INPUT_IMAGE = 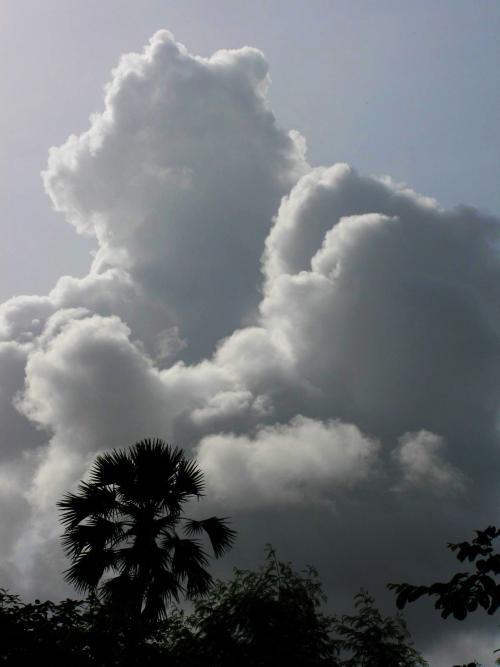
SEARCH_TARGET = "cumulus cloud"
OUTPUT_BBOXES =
[43,30,307,362]
[0,30,499,660]
[0,295,53,342]
[0,342,45,457]
[19,314,171,452]
[392,430,466,494]
[197,416,380,506]
[261,166,500,446]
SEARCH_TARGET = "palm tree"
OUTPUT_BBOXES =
[57,438,236,622]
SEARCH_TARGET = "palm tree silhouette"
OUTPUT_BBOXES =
[57,438,236,622]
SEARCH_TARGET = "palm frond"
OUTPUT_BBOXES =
[165,534,209,578]
[61,518,126,558]
[125,439,187,506]
[57,483,119,529]
[184,516,237,558]
[58,438,234,621]
[98,572,141,612]
[88,448,134,489]
[185,563,213,599]
[130,438,180,466]
[63,548,119,594]
[117,535,170,579]
[143,569,181,619]
[171,457,205,499]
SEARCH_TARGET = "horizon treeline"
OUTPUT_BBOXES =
[0,439,496,666]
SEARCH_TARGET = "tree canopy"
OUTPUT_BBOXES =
[4,437,486,664]
[389,525,499,667]
[389,526,499,621]
[169,546,340,666]
[57,438,236,622]
[161,548,427,667]
[334,590,427,667]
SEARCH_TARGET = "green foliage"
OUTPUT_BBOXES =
[57,438,235,623]
[0,589,186,666]
[0,589,92,665]
[389,526,499,666]
[162,549,426,667]
[333,590,427,666]
[0,550,427,666]
[5,418,434,667]
[165,545,340,666]
[389,526,499,620]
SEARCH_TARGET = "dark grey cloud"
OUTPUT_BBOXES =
[0,31,498,663]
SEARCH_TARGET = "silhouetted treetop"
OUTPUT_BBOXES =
[57,438,236,623]
[334,590,427,667]
[389,526,499,620]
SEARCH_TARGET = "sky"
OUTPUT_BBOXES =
[1,1,500,663]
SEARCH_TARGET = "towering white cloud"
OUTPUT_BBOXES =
[0,31,498,661]
[43,30,307,362]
